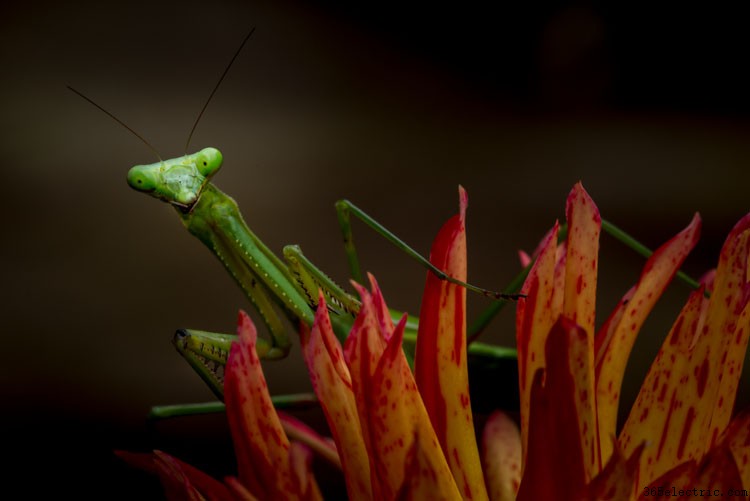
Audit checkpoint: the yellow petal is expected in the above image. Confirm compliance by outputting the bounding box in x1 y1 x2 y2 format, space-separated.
301 295 373 500
368 316 461 499
562 182 601 338
620 214 750 485
597 214 701 463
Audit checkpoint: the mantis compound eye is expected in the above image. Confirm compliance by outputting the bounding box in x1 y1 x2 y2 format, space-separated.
195 147 223 178
126 167 157 192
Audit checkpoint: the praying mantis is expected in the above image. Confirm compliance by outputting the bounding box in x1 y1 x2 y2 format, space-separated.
71 30 522 402
73 29 694 408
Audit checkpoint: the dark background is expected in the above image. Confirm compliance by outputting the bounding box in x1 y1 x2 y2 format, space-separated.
2 1 749 497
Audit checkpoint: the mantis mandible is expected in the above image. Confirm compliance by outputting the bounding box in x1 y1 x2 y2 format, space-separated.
71 29 521 399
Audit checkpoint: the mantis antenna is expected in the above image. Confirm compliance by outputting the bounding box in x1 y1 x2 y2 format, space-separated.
184 27 257 154
67 85 163 162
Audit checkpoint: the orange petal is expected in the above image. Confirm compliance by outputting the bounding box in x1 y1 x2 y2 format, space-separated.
515 220 560 456
414 185 487 500
480 411 522 501
301 294 373 500
368 315 460 499
619 214 750 485
224 310 293 499
517 317 595 500
562 182 601 338
598 214 701 463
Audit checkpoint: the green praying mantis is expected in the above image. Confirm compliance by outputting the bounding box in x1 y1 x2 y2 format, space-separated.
72 29 701 411
70 29 523 405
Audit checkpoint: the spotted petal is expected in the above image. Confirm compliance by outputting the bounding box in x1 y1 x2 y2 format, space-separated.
415 186 487 500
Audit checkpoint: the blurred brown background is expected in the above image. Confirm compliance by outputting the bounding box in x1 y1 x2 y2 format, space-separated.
2 1 749 497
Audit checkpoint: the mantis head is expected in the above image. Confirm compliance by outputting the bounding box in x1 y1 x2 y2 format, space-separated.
127 147 223 209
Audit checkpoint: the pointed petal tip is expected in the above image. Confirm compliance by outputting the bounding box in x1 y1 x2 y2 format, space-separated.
458 185 468 223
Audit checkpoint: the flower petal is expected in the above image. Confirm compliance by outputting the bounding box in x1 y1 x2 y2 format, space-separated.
395 428 463 501
288 443 324 501
618 285 707 483
368 315 461 499
515 220 561 455
414 186 487 500
562 182 601 338
597 214 701 463
224 310 295 498
720 410 750 490
116 450 234 500
480 411 522 501
278 411 342 470
301 294 373 500
517 317 595 500
619 213 750 484
585 442 643 501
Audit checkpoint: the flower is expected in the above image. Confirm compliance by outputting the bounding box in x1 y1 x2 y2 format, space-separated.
514 182 750 499
122 183 750 501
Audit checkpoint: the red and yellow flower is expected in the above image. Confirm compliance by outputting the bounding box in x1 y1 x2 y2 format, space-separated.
124 183 750 500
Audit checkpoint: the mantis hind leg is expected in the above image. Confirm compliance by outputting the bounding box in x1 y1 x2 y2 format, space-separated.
334 199 521 300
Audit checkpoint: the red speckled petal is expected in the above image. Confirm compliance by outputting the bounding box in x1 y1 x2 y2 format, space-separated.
515 220 560 456
517 318 595 501
562 182 601 339
480 411 522 501
619 213 750 486
635 460 697 501
368 315 460 499
705 214 750 443
414 186 487 500
117 450 235 500
288 443 324 501
720 410 750 491
585 443 643 501
691 445 746 499
301 294 373 501
618 286 707 485
225 310 294 499
394 428 463 501
598 214 701 463
225 476 259 501
278 411 342 470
